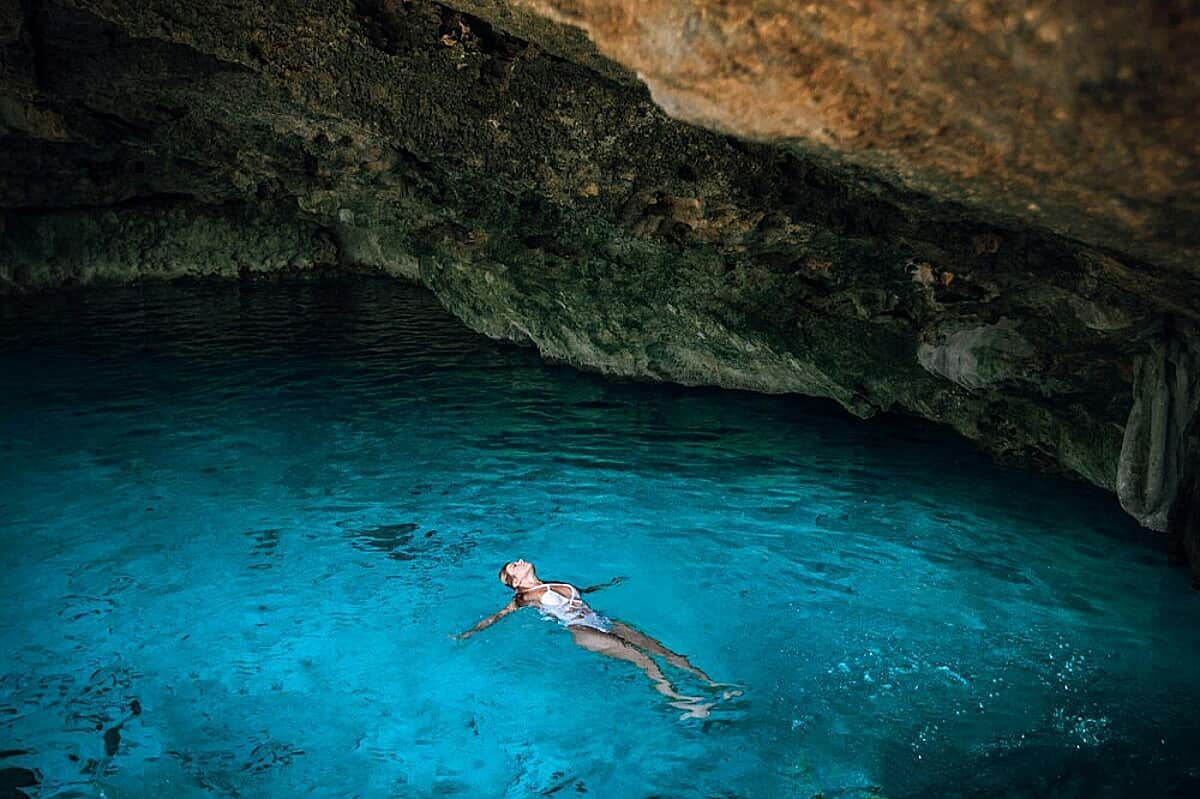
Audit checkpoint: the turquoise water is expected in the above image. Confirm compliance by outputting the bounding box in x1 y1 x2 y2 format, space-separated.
1 279 1198 799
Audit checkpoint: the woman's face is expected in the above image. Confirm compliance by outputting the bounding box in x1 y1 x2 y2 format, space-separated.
503 559 536 588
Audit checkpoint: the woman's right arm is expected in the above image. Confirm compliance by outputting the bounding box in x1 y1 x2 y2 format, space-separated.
453 598 519 639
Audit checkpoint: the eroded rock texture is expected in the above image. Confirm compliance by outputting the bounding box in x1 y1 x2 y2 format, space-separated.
518 0 1200 275
1118 325 1200 531
1 0 1197 572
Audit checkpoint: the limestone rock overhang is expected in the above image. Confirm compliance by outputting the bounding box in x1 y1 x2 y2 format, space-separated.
1 0 1197 581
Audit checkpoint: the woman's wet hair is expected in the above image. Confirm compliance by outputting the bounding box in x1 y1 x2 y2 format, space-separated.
499 562 513 586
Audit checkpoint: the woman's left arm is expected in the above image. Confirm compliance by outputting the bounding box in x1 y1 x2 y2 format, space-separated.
580 576 627 594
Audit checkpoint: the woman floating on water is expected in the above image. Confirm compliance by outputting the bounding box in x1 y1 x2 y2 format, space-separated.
454 559 738 718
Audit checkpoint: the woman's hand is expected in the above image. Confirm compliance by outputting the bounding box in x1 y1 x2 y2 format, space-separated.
449 631 472 641
581 576 628 594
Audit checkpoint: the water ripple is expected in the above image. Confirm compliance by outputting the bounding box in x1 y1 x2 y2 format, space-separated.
1 279 1198 799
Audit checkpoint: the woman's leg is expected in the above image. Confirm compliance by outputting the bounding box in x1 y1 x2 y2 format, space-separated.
607 621 721 686
568 626 711 716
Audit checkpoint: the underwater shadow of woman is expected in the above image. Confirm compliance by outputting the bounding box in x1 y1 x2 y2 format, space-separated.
453 559 741 719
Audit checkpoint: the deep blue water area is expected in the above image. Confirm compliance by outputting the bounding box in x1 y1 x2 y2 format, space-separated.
2 279 1198 799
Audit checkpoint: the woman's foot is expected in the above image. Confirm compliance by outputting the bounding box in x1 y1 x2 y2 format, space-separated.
706 681 745 700
670 698 715 720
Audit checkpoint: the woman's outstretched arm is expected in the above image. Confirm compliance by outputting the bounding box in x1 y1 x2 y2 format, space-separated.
453 599 518 639
580 576 627 594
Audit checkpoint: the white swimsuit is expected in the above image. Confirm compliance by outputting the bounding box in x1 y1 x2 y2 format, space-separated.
531 582 612 633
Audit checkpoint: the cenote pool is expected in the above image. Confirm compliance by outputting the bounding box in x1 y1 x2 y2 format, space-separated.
1 279 1198 799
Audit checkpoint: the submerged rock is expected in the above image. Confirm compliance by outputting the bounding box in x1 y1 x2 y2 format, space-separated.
102 725 121 758
0 0 1196 567
0 766 37 799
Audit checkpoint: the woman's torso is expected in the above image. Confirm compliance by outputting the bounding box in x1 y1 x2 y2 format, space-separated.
521 582 612 633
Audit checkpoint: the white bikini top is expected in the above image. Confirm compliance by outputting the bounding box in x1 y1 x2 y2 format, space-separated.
533 582 580 608
526 581 612 631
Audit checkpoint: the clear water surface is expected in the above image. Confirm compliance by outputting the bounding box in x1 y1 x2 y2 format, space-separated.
1 279 1198 799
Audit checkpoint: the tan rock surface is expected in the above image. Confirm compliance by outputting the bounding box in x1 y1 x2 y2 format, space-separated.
514 0 1200 272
